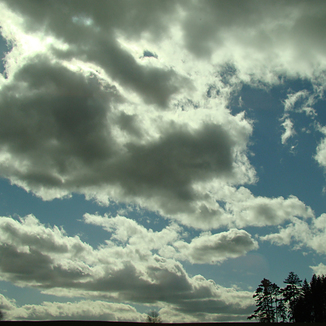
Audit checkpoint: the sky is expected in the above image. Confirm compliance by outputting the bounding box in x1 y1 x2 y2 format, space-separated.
0 0 326 322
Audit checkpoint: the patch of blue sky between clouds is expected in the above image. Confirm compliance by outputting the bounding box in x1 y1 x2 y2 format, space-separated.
0 33 10 75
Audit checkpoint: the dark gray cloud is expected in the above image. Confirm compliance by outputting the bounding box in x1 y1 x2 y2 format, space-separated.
2 0 186 108
54 38 186 108
0 53 240 224
0 58 118 187
181 0 326 70
0 58 232 186
113 123 233 202
2 0 178 40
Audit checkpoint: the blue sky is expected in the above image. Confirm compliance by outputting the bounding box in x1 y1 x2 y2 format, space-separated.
0 0 326 322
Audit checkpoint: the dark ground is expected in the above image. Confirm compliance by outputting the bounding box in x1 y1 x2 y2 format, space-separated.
1 322 326 325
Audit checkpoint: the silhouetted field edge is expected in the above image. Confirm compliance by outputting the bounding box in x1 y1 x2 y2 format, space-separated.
1 322 325 325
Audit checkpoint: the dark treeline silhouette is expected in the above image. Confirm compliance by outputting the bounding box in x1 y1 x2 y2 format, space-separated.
248 272 326 323
146 310 162 323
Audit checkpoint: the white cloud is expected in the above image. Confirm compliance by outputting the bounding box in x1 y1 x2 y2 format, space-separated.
83 213 181 250
281 118 295 144
0 292 253 323
315 138 326 169
0 214 92 256
208 186 314 228
315 125 326 171
280 89 319 147
0 214 254 320
84 214 259 265
283 90 311 113
2 0 326 83
310 263 326 276
160 229 258 264
159 304 251 323
261 213 326 254
0 293 17 320
0 295 144 321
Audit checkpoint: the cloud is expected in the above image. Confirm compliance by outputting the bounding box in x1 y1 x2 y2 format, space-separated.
310 263 326 276
0 294 143 321
315 125 326 172
1 1 326 321
209 186 314 228
0 215 92 288
160 229 258 264
283 90 312 113
280 89 319 146
261 213 326 254
0 0 323 232
315 137 326 169
281 118 295 145
83 213 181 251
0 53 255 228
0 214 92 255
0 45 313 230
181 1 326 80
0 292 252 323
0 0 187 108
0 293 17 320
0 214 254 320
84 214 259 265
159 304 251 323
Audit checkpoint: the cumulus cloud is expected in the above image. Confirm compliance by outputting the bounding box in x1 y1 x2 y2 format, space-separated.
315 137 326 169
0 293 17 320
261 213 326 254
204 185 314 228
83 214 259 265
0 0 324 230
0 43 255 229
315 125 326 172
0 214 93 287
310 263 326 276
83 213 181 251
0 51 255 228
2 0 326 83
160 229 258 264
0 292 252 323
0 214 254 320
233 194 313 227
0 295 143 321
180 0 326 80
1 1 326 320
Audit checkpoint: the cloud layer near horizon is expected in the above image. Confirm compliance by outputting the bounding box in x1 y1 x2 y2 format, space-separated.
0 214 254 321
